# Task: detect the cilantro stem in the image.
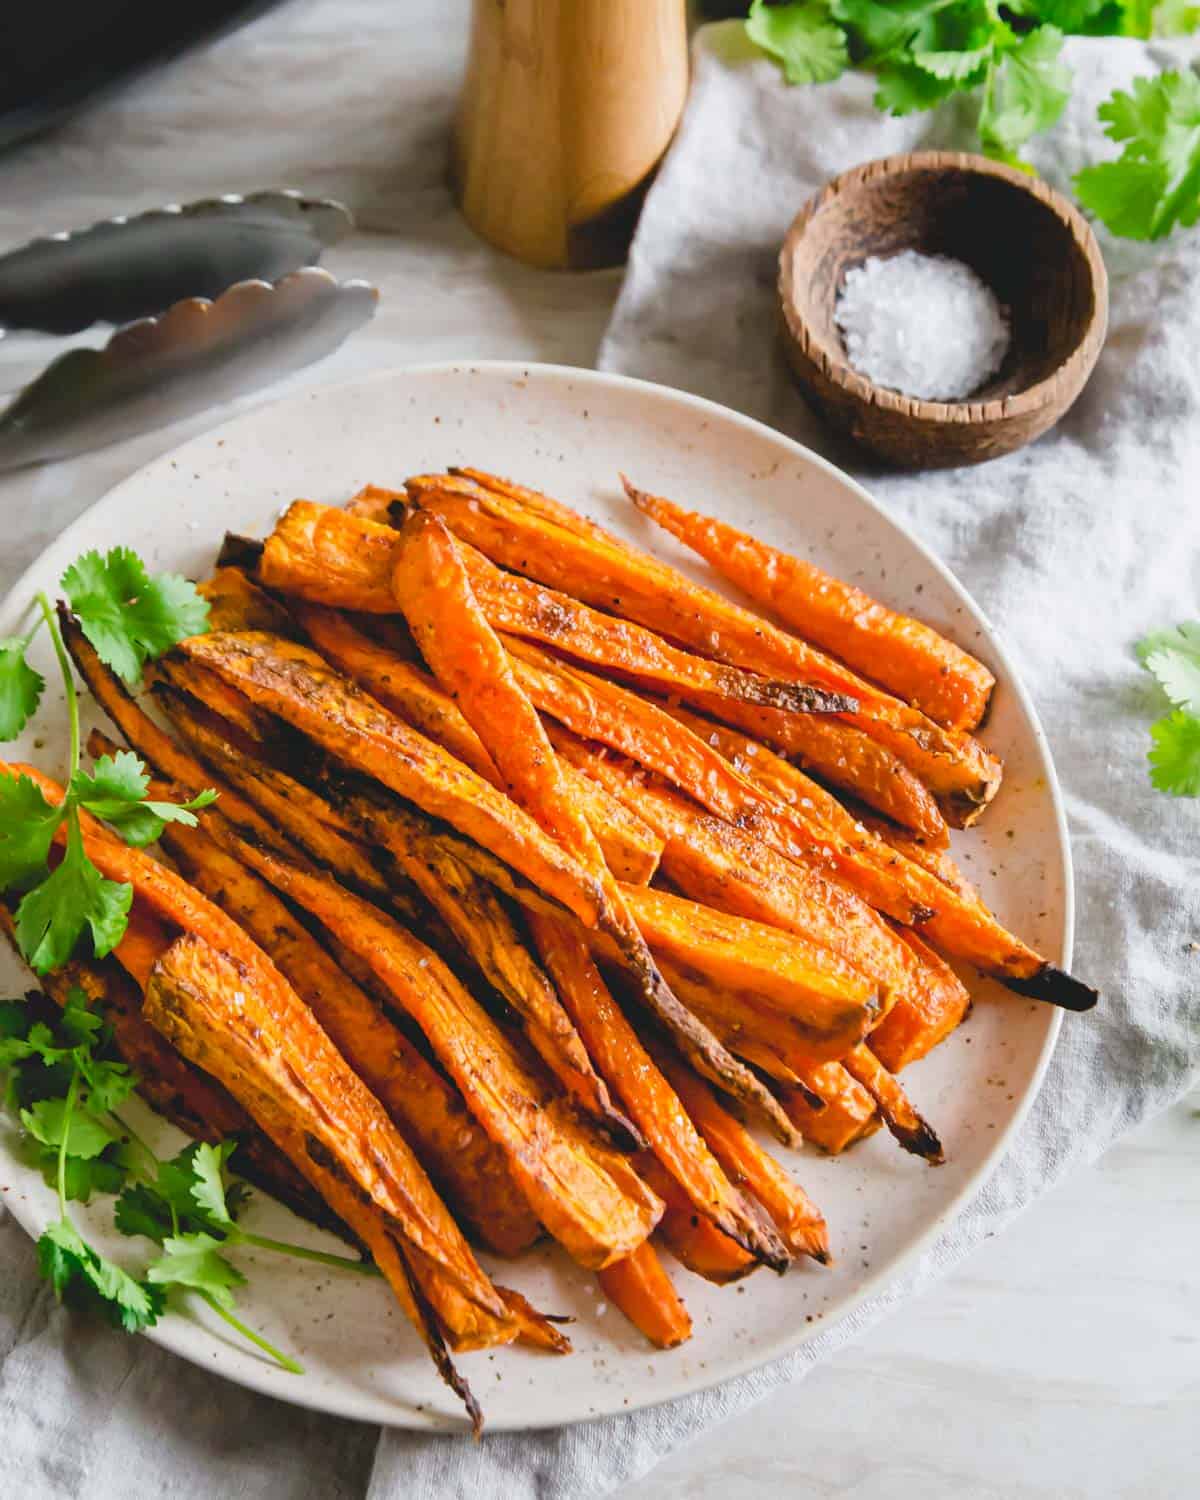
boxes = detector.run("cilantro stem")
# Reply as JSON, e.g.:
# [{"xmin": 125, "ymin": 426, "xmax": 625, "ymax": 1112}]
[
  {"xmin": 55, "ymin": 1066, "xmax": 80, "ymax": 1218},
  {"xmin": 199, "ymin": 1291, "xmax": 303, "ymax": 1374},
  {"xmin": 237, "ymin": 1230, "xmax": 381, "ymax": 1276},
  {"xmin": 35, "ymin": 592, "xmax": 79, "ymax": 778}
]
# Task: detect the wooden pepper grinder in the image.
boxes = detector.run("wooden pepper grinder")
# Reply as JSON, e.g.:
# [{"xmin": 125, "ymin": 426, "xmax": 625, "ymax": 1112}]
[{"xmin": 453, "ymin": 0, "xmax": 690, "ymax": 270}]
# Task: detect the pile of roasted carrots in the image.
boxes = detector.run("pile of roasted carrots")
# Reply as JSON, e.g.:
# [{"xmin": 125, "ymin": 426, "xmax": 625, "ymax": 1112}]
[{"xmin": 0, "ymin": 468, "xmax": 1097, "ymax": 1430}]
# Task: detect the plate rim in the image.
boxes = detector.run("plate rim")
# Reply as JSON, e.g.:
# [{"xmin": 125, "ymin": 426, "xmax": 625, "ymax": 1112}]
[{"xmin": 0, "ymin": 359, "xmax": 1070, "ymax": 1431}]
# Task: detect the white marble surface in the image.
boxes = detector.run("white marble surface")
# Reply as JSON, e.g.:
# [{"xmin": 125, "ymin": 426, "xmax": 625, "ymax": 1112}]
[{"xmin": 0, "ymin": 1, "xmax": 1196, "ymax": 1495}]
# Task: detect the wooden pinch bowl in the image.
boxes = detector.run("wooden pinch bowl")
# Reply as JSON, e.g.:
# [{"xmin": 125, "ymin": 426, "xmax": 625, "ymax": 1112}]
[{"xmin": 778, "ymin": 151, "xmax": 1108, "ymax": 469}]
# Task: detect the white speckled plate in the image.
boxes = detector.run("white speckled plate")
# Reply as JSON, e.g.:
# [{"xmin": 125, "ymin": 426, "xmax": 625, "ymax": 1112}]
[{"xmin": 0, "ymin": 363, "xmax": 1068, "ymax": 1431}]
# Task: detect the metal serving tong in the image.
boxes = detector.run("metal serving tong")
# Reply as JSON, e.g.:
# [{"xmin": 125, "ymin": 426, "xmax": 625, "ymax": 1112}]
[{"xmin": 0, "ymin": 189, "xmax": 378, "ymax": 472}]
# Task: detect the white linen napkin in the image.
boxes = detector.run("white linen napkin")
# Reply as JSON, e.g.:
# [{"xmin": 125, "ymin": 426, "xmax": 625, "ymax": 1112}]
[
  {"xmin": 367, "ymin": 26, "xmax": 1200, "ymax": 1499},
  {"xmin": 5, "ymin": 25, "xmax": 1200, "ymax": 1500}
]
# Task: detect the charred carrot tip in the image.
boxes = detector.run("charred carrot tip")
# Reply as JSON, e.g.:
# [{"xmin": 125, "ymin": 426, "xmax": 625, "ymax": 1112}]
[{"xmin": 1005, "ymin": 964, "xmax": 1098, "ymax": 1012}]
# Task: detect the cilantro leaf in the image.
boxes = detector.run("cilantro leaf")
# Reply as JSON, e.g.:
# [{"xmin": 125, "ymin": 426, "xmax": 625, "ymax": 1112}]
[
  {"xmin": 746, "ymin": 0, "xmax": 850, "ymax": 85},
  {"xmin": 46, "ymin": 1149, "xmax": 129, "ymax": 1204},
  {"xmin": 132, "ymin": 789, "xmax": 218, "ymax": 844},
  {"xmin": 15, "ymin": 817, "xmax": 132, "ymax": 974},
  {"xmin": 1155, "ymin": 0, "xmax": 1200, "ymax": 36},
  {"xmin": 77, "ymin": 1055, "xmax": 136, "ymax": 1115},
  {"xmin": 37, "ymin": 1218, "xmax": 86, "ymax": 1298},
  {"xmin": 39, "ymin": 1220, "xmax": 164, "ymax": 1332},
  {"xmin": 1136, "ymin": 619, "xmax": 1200, "ymax": 713},
  {"xmin": 59, "ymin": 985, "xmax": 104, "ymax": 1047},
  {"xmin": 189, "ymin": 1141, "xmax": 236, "ymax": 1227},
  {"xmin": 153, "ymin": 1144, "xmax": 216, "ymax": 1225},
  {"xmin": 70, "ymin": 753, "xmax": 217, "ymax": 847},
  {"xmin": 20, "ymin": 1096, "xmax": 118, "ymax": 1159},
  {"xmin": 979, "ymin": 25, "xmax": 1072, "ymax": 159},
  {"xmin": 60, "ymin": 549, "xmax": 209, "ymax": 686},
  {"xmin": 69, "ymin": 751, "xmax": 149, "ymax": 816},
  {"xmin": 114, "ymin": 1181, "xmax": 175, "ymax": 1243},
  {"xmin": 0, "ymin": 774, "xmax": 66, "ymax": 891},
  {"xmin": 1148, "ymin": 709, "xmax": 1200, "ymax": 795},
  {"xmin": 914, "ymin": 44, "xmax": 993, "ymax": 83},
  {"xmin": 907, "ymin": 0, "xmax": 1000, "ymax": 82},
  {"xmin": 147, "ymin": 1232, "xmax": 247, "ymax": 1311},
  {"xmin": 1143, "ymin": 643, "xmax": 1200, "ymax": 715},
  {"xmin": 0, "ymin": 635, "xmax": 44, "ymax": 741},
  {"xmin": 85, "ymin": 1248, "xmax": 165, "ymax": 1332},
  {"xmin": 1074, "ymin": 70, "xmax": 1200, "ymax": 240},
  {"xmin": 874, "ymin": 58, "xmax": 958, "ymax": 113},
  {"xmin": 830, "ymin": 0, "xmax": 946, "ymax": 57},
  {"xmin": 1006, "ymin": 0, "xmax": 1125, "ymax": 33}
]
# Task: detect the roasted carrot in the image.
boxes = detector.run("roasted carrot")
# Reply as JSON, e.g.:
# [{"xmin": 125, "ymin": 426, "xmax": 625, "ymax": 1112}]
[
  {"xmin": 778, "ymin": 1064, "xmax": 882, "ymax": 1154},
  {"xmin": 165, "ymin": 827, "xmax": 663, "ymax": 1269},
  {"xmin": 439, "ymin": 534, "xmax": 851, "ymax": 716},
  {"xmin": 678, "ymin": 692, "xmax": 949, "ymax": 844},
  {"xmin": 344, "ymin": 481, "xmax": 407, "ymax": 524},
  {"xmin": 509, "ymin": 639, "xmax": 931, "ymax": 927},
  {"xmin": 171, "ymin": 723, "xmax": 631, "ymax": 1148},
  {"xmin": 388, "ymin": 513, "xmax": 800, "ymax": 1145},
  {"xmin": 494, "ymin": 1285, "xmax": 572, "ymax": 1354},
  {"xmin": 334, "ymin": 801, "xmax": 633, "ymax": 1139},
  {"xmin": 145, "ymin": 936, "xmax": 485, "ymax": 1428},
  {"xmin": 154, "ymin": 654, "xmax": 275, "ymax": 746},
  {"xmin": 449, "ymin": 467, "xmax": 615, "ymax": 544},
  {"xmin": 257, "ymin": 497, "xmax": 974, "ymax": 831},
  {"xmin": 661, "ymin": 711, "xmax": 1095, "ymax": 1011},
  {"xmin": 628, "ymin": 482, "xmax": 995, "ymax": 732},
  {"xmin": 9, "ymin": 762, "xmax": 509, "ymax": 1317},
  {"xmin": 858, "ymin": 813, "xmax": 983, "ymax": 903},
  {"xmin": 552, "ymin": 736, "xmax": 942, "ymax": 1015},
  {"xmin": 597, "ymin": 1242, "xmax": 692, "ymax": 1349},
  {"xmin": 294, "ymin": 601, "xmax": 502, "ymax": 778},
  {"xmin": 293, "ymin": 603, "xmax": 663, "ymax": 881},
  {"xmin": 199, "ymin": 565, "xmax": 297, "ymax": 636},
  {"xmin": 0, "ymin": 902, "xmax": 334, "ymax": 1232},
  {"xmin": 634, "ymin": 1153, "xmax": 759, "ymax": 1285},
  {"xmin": 842, "ymin": 1045, "xmax": 944, "ymax": 1164},
  {"xmin": 528, "ymin": 912, "xmax": 789, "ymax": 1269},
  {"xmin": 619, "ymin": 884, "xmax": 876, "ymax": 1059},
  {"xmin": 142, "ymin": 698, "xmax": 399, "ymax": 905},
  {"xmin": 178, "ymin": 630, "xmax": 609, "ymax": 932},
  {"xmin": 125, "ymin": 919, "xmax": 518, "ymax": 1354},
  {"xmin": 143, "ymin": 684, "xmax": 617, "ymax": 1129},
  {"xmin": 406, "ymin": 474, "xmax": 1003, "ymax": 824},
  {"xmin": 59, "ymin": 608, "xmax": 284, "ymax": 852},
  {"xmin": 122, "ymin": 912, "xmax": 522, "ymax": 1357},
  {"xmin": 135, "ymin": 781, "xmax": 542, "ymax": 1255},
  {"xmin": 562, "ymin": 768, "xmax": 662, "ymax": 886},
  {"xmin": 262, "ymin": 499, "xmax": 937, "ymax": 837},
  {"xmin": 652, "ymin": 1050, "xmax": 830, "ymax": 1263},
  {"xmin": 869, "ymin": 924, "xmax": 973, "ymax": 1073},
  {"xmin": 655, "ymin": 962, "xmax": 843, "ymax": 1082}
]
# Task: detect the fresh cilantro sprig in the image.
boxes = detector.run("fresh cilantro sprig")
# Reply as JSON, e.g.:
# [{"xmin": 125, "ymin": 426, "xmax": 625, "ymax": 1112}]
[
  {"xmin": 1074, "ymin": 70, "xmax": 1200, "ymax": 239},
  {"xmin": 115, "ymin": 1139, "xmax": 380, "ymax": 1278},
  {"xmin": 4, "ymin": 988, "xmax": 163, "ymax": 1332},
  {"xmin": 2, "ymin": 994, "xmax": 374, "ymax": 1369},
  {"xmin": 742, "ymin": 2, "xmax": 1200, "ymax": 237},
  {"xmin": 0, "ymin": 551, "xmax": 215, "ymax": 974},
  {"xmin": 1136, "ymin": 620, "xmax": 1200, "ymax": 793},
  {"xmin": 1, "ymin": 986, "xmax": 138, "ymax": 1202}
]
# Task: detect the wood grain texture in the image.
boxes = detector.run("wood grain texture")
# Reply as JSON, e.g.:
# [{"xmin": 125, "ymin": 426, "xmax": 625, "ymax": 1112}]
[
  {"xmin": 453, "ymin": 0, "xmax": 689, "ymax": 269},
  {"xmin": 778, "ymin": 151, "xmax": 1108, "ymax": 469}
]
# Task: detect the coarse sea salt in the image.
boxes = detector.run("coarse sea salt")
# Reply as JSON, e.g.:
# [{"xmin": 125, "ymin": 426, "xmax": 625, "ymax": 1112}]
[{"xmin": 834, "ymin": 250, "xmax": 1010, "ymax": 402}]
